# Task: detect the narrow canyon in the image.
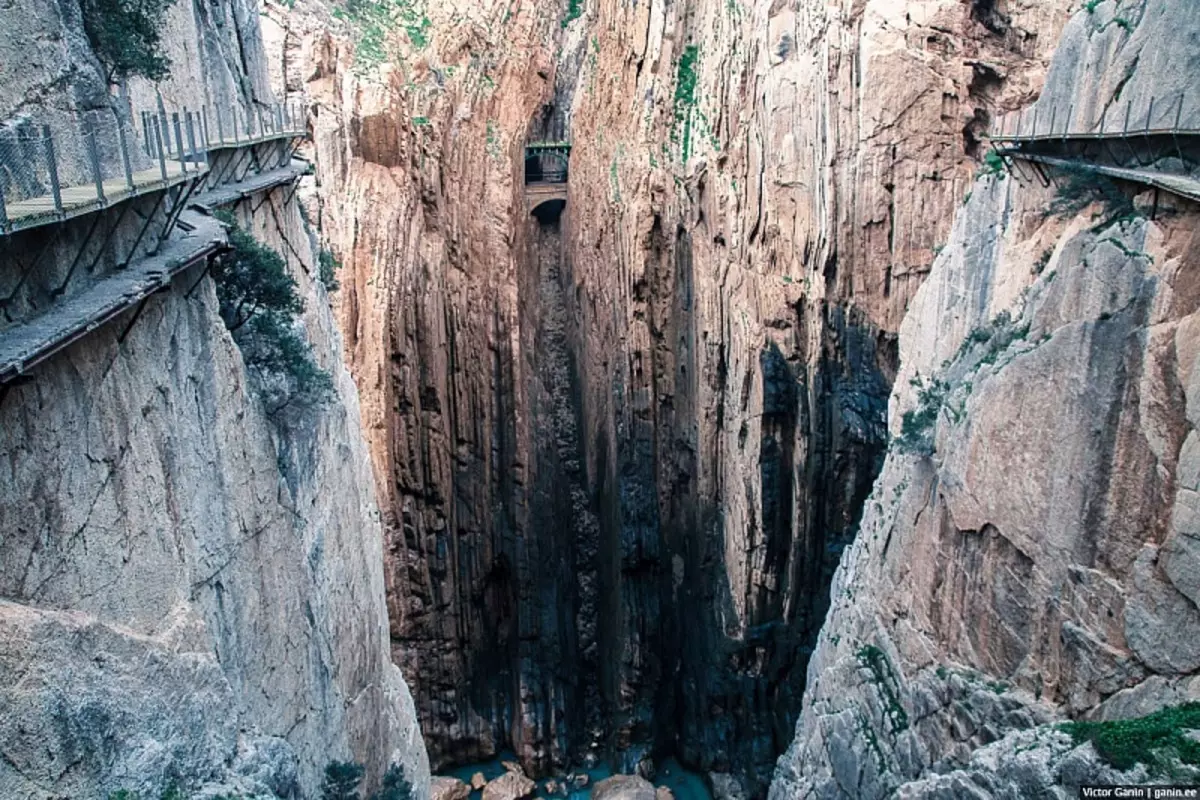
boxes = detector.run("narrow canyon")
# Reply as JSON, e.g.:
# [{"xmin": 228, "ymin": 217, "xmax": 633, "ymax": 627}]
[{"xmin": 1, "ymin": 0, "xmax": 1199, "ymax": 798}]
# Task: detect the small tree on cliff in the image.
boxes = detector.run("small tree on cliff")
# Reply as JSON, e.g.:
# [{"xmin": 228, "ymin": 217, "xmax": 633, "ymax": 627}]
[
  {"xmin": 80, "ymin": 0, "xmax": 177, "ymax": 82},
  {"xmin": 211, "ymin": 210, "xmax": 333, "ymax": 415},
  {"xmin": 369, "ymin": 764, "xmax": 414, "ymax": 800},
  {"xmin": 322, "ymin": 761, "xmax": 365, "ymax": 800}
]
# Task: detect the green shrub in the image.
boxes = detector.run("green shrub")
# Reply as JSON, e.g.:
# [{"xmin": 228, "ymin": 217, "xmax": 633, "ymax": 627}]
[
  {"xmin": 323, "ymin": 761, "xmax": 366, "ymax": 800},
  {"xmin": 212, "ymin": 212, "xmax": 332, "ymax": 414},
  {"xmin": 370, "ymin": 763, "xmax": 414, "ymax": 800},
  {"xmin": 980, "ymin": 148, "xmax": 1007, "ymax": 177},
  {"xmin": 1062, "ymin": 702, "xmax": 1200, "ymax": 774},
  {"xmin": 333, "ymin": 0, "xmax": 430, "ymax": 69},
  {"xmin": 893, "ymin": 376, "xmax": 950, "ymax": 456},
  {"xmin": 672, "ymin": 45, "xmax": 701, "ymax": 161},
  {"xmin": 81, "ymin": 0, "xmax": 176, "ymax": 81},
  {"xmin": 856, "ymin": 645, "xmax": 909, "ymax": 733},
  {"xmin": 319, "ymin": 248, "xmax": 341, "ymax": 292},
  {"xmin": 562, "ymin": 0, "xmax": 582, "ymax": 27},
  {"xmin": 1049, "ymin": 164, "xmax": 1135, "ymax": 228}
]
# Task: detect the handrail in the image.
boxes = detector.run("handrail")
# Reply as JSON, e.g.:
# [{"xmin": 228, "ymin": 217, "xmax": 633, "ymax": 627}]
[
  {"xmin": 989, "ymin": 91, "xmax": 1197, "ymax": 143},
  {"xmin": 0, "ymin": 96, "xmax": 307, "ymax": 235},
  {"xmin": 524, "ymin": 141, "xmax": 570, "ymax": 186}
]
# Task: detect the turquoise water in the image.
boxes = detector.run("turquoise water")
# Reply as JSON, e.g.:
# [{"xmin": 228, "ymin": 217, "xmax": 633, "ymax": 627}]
[{"xmin": 444, "ymin": 753, "xmax": 711, "ymax": 800}]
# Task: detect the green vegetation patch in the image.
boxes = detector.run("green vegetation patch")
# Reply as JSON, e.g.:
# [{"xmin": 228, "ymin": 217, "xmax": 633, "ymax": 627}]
[
  {"xmin": 1049, "ymin": 164, "xmax": 1136, "ymax": 229},
  {"xmin": 672, "ymin": 44, "xmax": 701, "ymax": 162},
  {"xmin": 212, "ymin": 211, "xmax": 333, "ymax": 415},
  {"xmin": 856, "ymin": 644, "xmax": 910, "ymax": 733},
  {"xmin": 980, "ymin": 148, "xmax": 1008, "ymax": 177},
  {"xmin": 1061, "ymin": 703, "xmax": 1200, "ymax": 775},
  {"xmin": 323, "ymin": 760, "xmax": 414, "ymax": 800},
  {"xmin": 81, "ymin": 0, "xmax": 176, "ymax": 81},
  {"xmin": 333, "ymin": 0, "xmax": 431, "ymax": 70},
  {"xmin": 319, "ymin": 248, "xmax": 341, "ymax": 292},
  {"xmin": 563, "ymin": 0, "xmax": 583, "ymax": 27},
  {"xmin": 893, "ymin": 376, "xmax": 951, "ymax": 457}
]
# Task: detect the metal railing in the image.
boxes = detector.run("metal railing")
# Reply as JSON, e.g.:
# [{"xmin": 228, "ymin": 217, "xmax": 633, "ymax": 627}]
[
  {"xmin": 525, "ymin": 142, "xmax": 571, "ymax": 185},
  {"xmin": 991, "ymin": 91, "xmax": 1199, "ymax": 142},
  {"xmin": 0, "ymin": 97, "xmax": 306, "ymax": 234}
]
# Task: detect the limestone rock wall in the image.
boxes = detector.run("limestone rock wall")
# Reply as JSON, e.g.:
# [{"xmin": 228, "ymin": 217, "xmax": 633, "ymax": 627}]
[
  {"xmin": 771, "ymin": 2, "xmax": 1200, "ymax": 795},
  {"xmin": 0, "ymin": 0, "xmax": 429, "ymax": 797},
  {"xmin": 277, "ymin": 0, "xmax": 1080, "ymax": 793}
]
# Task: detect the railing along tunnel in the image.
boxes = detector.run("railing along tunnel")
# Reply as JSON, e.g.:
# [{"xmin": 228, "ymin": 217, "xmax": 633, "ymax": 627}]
[{"xmin": 524, "ymin": 141, "xmax": 570, "ymax": 221}]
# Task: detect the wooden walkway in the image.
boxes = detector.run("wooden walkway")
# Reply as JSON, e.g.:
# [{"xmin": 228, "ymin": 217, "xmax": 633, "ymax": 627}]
[
  {"xmin": 0, "ymin": 158, "xmax": 307, "ymax": 384},
  {"xmin": 2, "ymin": 104, "xmax": 305, "ymax": 236},
  {"xmin": 4, "ymin": 161, "xmax": 197, "ymax": 234},
  {"xmin": 0, "ymin": 210, "xmax": 224, "ymax": 383},
  {"xmin": 194, "ymin": 159, "xmax": 308, "ymax": 210},
  {"xmin": 1011, "ymin": 152, "xmax": 1200, "ymax": 204}
]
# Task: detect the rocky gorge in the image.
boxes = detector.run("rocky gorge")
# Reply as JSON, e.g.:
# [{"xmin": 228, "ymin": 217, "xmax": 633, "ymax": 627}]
[{"xmin": 2, "ymin": 0, "xmax": 1199, "ymax": 797}]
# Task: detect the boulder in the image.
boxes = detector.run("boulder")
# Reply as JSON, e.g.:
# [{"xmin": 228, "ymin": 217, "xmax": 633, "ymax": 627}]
[
  {"xmin": 592, "ymin": 775, "xmax": 657, "ymax": 800},
  {"xmin": 656, "ymin": 787, "xmax": 675, "ymax": 800},
  {"xmin": 482, "ymin": 769, "xmax": 536, "ymax": 800},
  {"xmin": 471, "ymin": 772, "xmax": 488, "ymax": 790},
  {"xmin": 432, "ymin": 776, "xmax": 472, "ymax": 800}
]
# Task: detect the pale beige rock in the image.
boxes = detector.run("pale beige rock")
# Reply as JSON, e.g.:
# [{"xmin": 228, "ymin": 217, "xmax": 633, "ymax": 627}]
[
  {"xmin": 772, "ymin": 4, "xmax": 1200, "ymax": 796},
  {"xmin": 0, "ymin": 3, "xmax": 429, "ymax": 798},
  {"xmin": 472, "ymin": 772, "xmax": 489, "ymax": 790},
  {"xmin": 482, "ymin": 770, "xmax": 537, "ymax": 800},
  {"xmin": 591, "ymin": 775, "xmax": 658, "ymax": 800},
  {"xmin": 433, "ymin": 776, "xmax": 472, "ymax": 800}
]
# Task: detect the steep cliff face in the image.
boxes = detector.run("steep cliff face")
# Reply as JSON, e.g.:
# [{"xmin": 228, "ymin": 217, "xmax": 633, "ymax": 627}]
[
  {"xmin": 277, "ymin": 0, "xmax": 1078, "ymax": 793},
  {"xmin": 771, "ymin": 2, "xmax": 1200, "ymax": 796},
  {"xmin": 0, "ymin": 0, "xmax": 428, "ymax": 797}
]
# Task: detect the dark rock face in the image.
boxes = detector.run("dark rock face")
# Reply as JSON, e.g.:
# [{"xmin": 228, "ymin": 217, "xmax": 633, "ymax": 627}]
[
  {"xmin": 385, "ymin": 193, "xmax": 894, "ymax": 796},
  {"xmin": 668, "ymin": 301, "xmax": 896, "ymax": 795}
]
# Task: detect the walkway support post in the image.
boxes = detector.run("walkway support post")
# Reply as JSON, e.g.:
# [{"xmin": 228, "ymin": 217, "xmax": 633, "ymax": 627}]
[
  {"xmin": 0, "ymin": 180, "xmax": 8, "ymax": 234},
  {"xmin": 43, "ymin": 125, "xmax": 63, "ymax": 216},
  {"xmin": 173, "ymin": 113, "xmax": 187, "ymax": 174},
  {"xmin": 117, "ymin": 115, "xmax": 135, "ymax": 190},
  {"xmin": 185, "ymin": 110, "xmax": 199, "ymax": 172},
  {"xmin": 153, "ymin": 117, "xmax": 168, "ymax": 181},
  {"xmin": 216, "ymin": 104, "xmax": 225, "ymax": 146},
  {"xmin": 84, "ymin": 118, "xmax": 105, "ymax": 204}
]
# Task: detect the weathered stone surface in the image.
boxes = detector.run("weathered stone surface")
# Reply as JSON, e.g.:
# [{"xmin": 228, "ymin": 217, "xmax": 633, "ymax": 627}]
[
  {"xmin": 0, "ymin": 2, "xmax": 429, "ymax": 798},
  {"xmin": 770, "ymin": 3, "xmax": 1200, "ymax": 796},
  {"xmin": 432, "ymin": 775, "xmax": 472, "ymax": 800},
  {"xmin": 591, "ymin": 775, "xmax": 658, "ymax": 800},
  {"xmin": 482, "ymin": 768, "xmax": 537, "ymax": 800},
  {"xmin": 472, "ymin": 772, "xmax": 489, "ymax": 790},
  {"xmin": 267, "ymin": 0, "xmax": 1075, "ymax": 792}
]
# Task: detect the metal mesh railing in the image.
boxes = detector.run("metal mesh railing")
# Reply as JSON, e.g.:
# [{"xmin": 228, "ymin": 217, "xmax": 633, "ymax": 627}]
[
  {"xmin": 0, "ymin": 97, "xmax": 306, "ymax": 234},
  {"xmin": 525, "ymin": 143, "xmax": 571, "ymax": 184},
  {"xmin": 991, "ymin": 90, "xmax": 1199, "ymax": 141}
]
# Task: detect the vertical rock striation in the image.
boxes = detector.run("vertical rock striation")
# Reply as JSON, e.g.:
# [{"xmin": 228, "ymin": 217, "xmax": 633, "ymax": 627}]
[
  {"xmin": 278, "ymin": 0, "xmax": 1081, "ymax": 792},
  {"xmin": 0, "ymin": 0, "xmax": 429, "ymax": 797},
  {"xmin": 772, "ymin": 1, "xmax": 1200, "ymax": 796}
]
